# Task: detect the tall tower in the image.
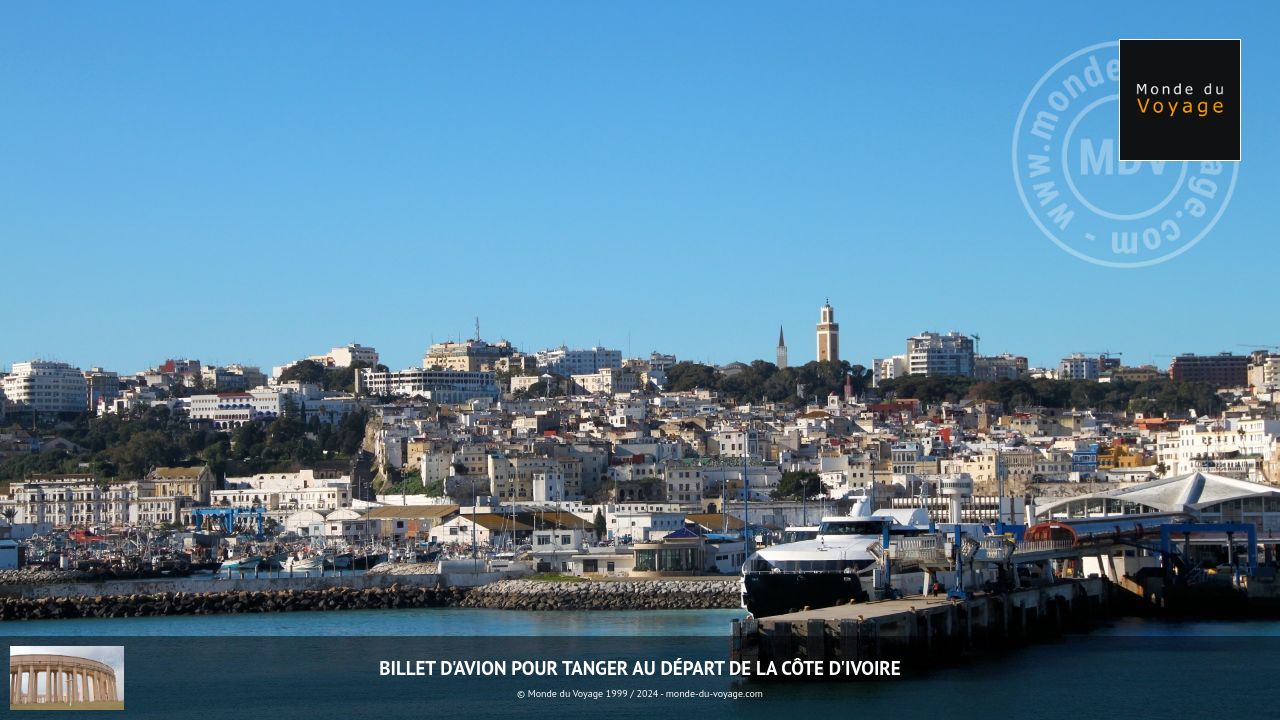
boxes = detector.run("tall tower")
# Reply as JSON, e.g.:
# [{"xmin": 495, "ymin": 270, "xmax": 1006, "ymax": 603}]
[
  {"xmin": 776, "ymin": 326, "xmax": 788, "ymax": 370},
  {"xmin": 816, "ymin": 299, "xmax": 840, "ymax": 363}
]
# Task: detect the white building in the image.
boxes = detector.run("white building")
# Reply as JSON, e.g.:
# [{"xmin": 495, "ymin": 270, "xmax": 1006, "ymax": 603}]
[
  {"xmin": 3, "ymin": 360, "xmax": 88, "ymax": 413},
  {"xmin": 571, "ymin": 368, "xmax": 638, "ymax": 395},
  {"xmin": 1164, "ymin": 417, "xmax": 1280, "ymax": 480},
  {"xmin": 906, "ymin": 332, "xmax": 974, "ymax": 377},
  {"xmin": 354, "ymin": 368, "xmax": 498, "ymax": 403},
  {"xmin": 1249, "ymin": 353, "xmax": 1280, "ymax": 392},
  {"xmin": 873, "ymin": 355, "xmax": 909, "ymax": 385},
  {"xmin": 324, "ymin": 344, "xmax": 379, "ymax": 368},
  {"xmin": 1, "ymin": 474, "xmax": 196, "ymax": 528},
  {"xmin": 534, "ymin": 346, "xmax": 622, "ymax": 376},
  {"xmin": 186, "ymin": 388, "xmax": 290, "ymax": 429},
  {"xmin": 216, "ymin": 470, "xmax": 353, "ymax": 512},
  {"xmin": 1058, "ymin": 353, "xmax": 1101, "ymax": 381},
  {"xmin": 186, "ymin": 384, "xmax": 355, "ymax": 429}
]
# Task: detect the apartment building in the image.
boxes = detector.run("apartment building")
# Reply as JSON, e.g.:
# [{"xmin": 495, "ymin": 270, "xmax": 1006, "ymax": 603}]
[{"xmin": 3, "ymin": 360, "xmax": 89, "ymax": 413}]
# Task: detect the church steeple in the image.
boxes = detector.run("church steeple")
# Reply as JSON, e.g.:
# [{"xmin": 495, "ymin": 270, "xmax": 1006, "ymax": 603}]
[{"xmin": 776, "ymin": 325, "xmax": 788, "ymax": 370}]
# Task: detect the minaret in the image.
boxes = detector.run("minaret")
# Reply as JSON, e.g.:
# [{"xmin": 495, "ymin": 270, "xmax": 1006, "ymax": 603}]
[
  {"xmin": 816, "ymin": 299, "xmax": 840, "ymax": 363},
  {"xmin": 776, "ymin": 326, "xmax": 788, "ymax": 370}
]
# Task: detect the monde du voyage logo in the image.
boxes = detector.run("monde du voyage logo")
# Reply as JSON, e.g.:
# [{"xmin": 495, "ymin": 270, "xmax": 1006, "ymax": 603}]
[{"xmin": 1012, "ymin": 40, "xmax": 1240, "ymax": 268}]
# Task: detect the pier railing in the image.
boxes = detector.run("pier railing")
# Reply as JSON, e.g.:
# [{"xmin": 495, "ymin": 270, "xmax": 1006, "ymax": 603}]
[{"xmin": 1011, "ymin": 539, "xmax": 1076, "ymax": 557}]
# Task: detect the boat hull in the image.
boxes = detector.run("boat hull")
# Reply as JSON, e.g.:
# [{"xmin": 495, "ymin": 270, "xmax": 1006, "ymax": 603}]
[
  {"xmin": 280, "ymin": 557, "xmax": 325, "ymax": 573},
  {"xmin": 741, "ymin": 572, "xmax": 869, "ymax": 618},
  {"xmin": 220, "ymin": 557, "xmax": 262, "ymax": 574}
]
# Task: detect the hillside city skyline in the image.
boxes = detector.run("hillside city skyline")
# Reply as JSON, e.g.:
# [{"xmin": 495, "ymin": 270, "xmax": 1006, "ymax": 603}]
[{"xmin": 7, "ymin": 299, "xmax": 1274, "ymax": 379}]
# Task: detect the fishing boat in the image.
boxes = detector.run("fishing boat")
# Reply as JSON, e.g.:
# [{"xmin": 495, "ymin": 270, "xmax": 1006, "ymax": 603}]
[
  {"xmin": 279, "ymin": 553, "xmax": 325, "ymax": 573},
  {"xmin": 325, "ymin": 551, "xmax": 353, "ymax": 570},
  {"xmin": 219, "ymin": 555, "xmax": 263, "ymax": 574},
  {"xmin": 349, "ymin": 551, "xmax": 387, "ymax": 570}
]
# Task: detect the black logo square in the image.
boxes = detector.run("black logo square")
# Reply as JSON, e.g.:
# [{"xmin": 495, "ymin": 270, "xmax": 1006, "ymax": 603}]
[{"xmin": 1119, "ymin": 39, "xmax": 1240, "ymax": 161}]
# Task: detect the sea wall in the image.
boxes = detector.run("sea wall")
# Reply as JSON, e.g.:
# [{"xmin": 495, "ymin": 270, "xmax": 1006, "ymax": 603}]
[
  {"xmin": 459, "ymin": 578, "xmax": 741, "ymax": 611},
  {"xmin": 0, "ymin": 571, "xmax": 444, "ymax": 600},
  {"xmin": 0, "ymin": 576, "xmax": 742, "ymax": 620},
  {"xmin": 0, "ymin": 583, "xmax": 465, "ymax": 620}
]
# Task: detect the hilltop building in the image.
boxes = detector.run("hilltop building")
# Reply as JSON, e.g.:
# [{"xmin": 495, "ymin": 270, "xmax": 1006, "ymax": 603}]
[{"xmin": 816, "ymin": 301, "xmax": 839, "ymax": 363}]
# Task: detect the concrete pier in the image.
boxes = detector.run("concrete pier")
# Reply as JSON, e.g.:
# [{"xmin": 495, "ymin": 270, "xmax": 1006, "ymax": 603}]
[{"xmin": 731, "ymin": 578, "xmax": 1111, "ymax": 668}]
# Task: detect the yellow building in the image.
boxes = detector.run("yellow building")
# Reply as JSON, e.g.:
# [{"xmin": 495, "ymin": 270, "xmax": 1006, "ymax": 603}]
[{"xmin": 144, "ymin": 466, "xmax": 215, "ymax": 504}]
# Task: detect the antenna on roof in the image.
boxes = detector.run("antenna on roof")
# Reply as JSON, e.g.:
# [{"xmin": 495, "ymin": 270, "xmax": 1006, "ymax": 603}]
[{"xmin": 475, "ymin": 317, "xmax": 481, "ymax": 342}]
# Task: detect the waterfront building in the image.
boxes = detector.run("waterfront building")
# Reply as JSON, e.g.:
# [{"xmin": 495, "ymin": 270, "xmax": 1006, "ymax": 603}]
[
  {"xmin": 144, "ymin": 466, "xmax": 216, "ymax": 504},
  {"xmin": 1034, "ymin": 470, "xmax": 1280, "ymax": 535},
  {"xmin": 816, "ymin": 301, "xmax": 839, "ymax": 363},
  {"xmin": 364, "ymin": 504, "xmax": 460, "ymax": 541},
  {"xmin": 428, "ymin": 513, "xmax": 534, "ymax": 547},
  {"xmin": 215, "ymin": 469, "xmax": 353, "ymax": 511},
  {"xmin": 0, "ymin": 474, "xmax": 197, "ymax": 527}
]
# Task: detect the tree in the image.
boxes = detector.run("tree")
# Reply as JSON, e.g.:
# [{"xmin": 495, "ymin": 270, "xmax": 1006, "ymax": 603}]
[
  {"xmin": 593, "ymin": 508, "xmax": 607, "ymax": 537},
  {"xmin": 772, "ymin": 471, "xmax": 825, "ymax": 500}
]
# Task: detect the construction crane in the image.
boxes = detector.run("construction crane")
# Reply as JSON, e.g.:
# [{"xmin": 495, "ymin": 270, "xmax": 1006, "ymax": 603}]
[
  {"xmin": 1073, "ymin": 350, "xmax": 1123, "ymax": 360},
  {"xmin": 1237, "ymin": 344, "xmax": 1280, "ymax": 351},
  {"xmin": 970, "ymin": 333, "xmax": 981, "ymax": 356}
]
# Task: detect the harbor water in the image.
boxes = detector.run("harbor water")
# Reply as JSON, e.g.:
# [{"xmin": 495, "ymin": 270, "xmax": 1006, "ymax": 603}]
[{"xmin": 4, "ymin": 609, "xmax": 1278, "ymax": 719}]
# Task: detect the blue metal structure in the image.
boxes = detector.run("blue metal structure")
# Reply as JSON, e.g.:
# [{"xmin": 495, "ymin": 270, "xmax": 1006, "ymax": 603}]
[{"xmin": 191, "ymin": 507, "xmax": 265, "ymax": 537}]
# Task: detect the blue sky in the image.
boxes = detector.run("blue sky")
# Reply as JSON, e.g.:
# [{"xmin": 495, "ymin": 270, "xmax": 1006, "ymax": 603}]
[{"xmin": 2, "ymin": 2, "xmax": 1275, "ymax": 373}]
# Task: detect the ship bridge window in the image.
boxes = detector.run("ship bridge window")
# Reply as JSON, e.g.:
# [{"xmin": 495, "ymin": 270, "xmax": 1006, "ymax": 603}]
[{"xmin": 818, "ymin": 520, "xmax": 885, "ymax": 535}]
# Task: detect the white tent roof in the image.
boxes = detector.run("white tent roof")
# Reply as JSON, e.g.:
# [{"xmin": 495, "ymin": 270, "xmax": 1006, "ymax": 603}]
[{"xmin": 1037, "ymin": 471, "xmax": 1280, "ymax": 516}]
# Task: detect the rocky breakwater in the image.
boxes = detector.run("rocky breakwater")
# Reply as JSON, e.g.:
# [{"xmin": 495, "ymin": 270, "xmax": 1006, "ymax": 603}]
[
  {"xmin": 0, "ymin": 584, "xmax": 468, "ymax": 621},
  {"xmin": 0, "ymin": 568, "xmax": 87, "ymax": 585},
  {"xmin": 459, "ymin": 578, "xmax": 741, "ymax": 611}
]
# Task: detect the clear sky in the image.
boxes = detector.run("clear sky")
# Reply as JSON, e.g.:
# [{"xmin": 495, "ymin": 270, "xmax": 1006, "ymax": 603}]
[{"xmin": 2, "ymin": 2, "xmax": 1275, "ymax": 374}]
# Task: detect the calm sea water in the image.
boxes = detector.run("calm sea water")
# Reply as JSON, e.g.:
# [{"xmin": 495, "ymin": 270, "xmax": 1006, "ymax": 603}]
[
  {"xmin": 3, "ymin": 610, "xmax": 1278, "ymax": 719},
  {"xmin": 0, "ymin": 606, "xmax": 744, "ymax": 636},
  {"xmin": 3, "ymin": 605, "xmax": 1279, "ymax": 637}
]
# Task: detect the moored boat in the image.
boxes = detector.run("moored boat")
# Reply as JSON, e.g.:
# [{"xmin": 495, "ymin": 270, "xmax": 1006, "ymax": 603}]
[
  {"xmin": 279, "ymin": 553, "xmax": 325, "ymax": 573},
  {"xmin": 220, "ymin": 555, "xmax": 263, "ymax": 574},
  {"xmin": 740, "ymin": 501, "xmax": 934, "ymax": 618}
]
